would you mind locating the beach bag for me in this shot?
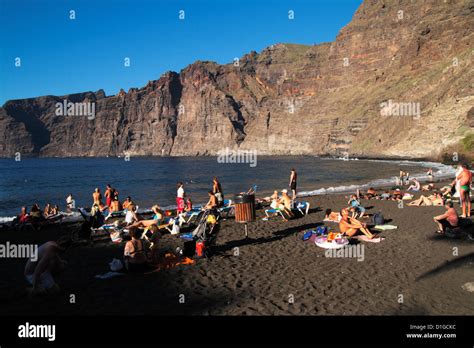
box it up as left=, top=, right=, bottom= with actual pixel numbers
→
left=373, top=212, right=385, bottom=226
left=316, top=225, right=328, bottom=235
left=302, top=230, right=313, bottom=241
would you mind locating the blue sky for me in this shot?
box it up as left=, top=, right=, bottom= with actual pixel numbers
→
left=0, top=0, right=362, bottom=105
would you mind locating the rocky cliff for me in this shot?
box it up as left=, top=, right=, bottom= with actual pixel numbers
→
left=1, top=0, right=473, bottom=159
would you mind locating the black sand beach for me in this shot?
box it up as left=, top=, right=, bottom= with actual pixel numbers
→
left=1, top=183, right=473, bottom=316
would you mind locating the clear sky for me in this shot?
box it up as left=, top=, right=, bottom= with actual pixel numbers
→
left=0, top=0, right=362, bottom=105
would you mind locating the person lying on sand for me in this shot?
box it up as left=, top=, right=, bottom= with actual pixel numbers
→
left=408, top=192, right=444, bottom=206
left=324, top=209, right=342, bottom=222
left=24, top=236, right=72, bottom=296
left=129, top=205, right=163, bottom=228
left=392, top=189, right=403, bottom=200
left=380, top=191, right=391, bottom=200
left=365, top=187, right=377, bottom=199
left=433, top=201, right=459, bottom=234
left=421, top=183, right=435, bottom=191
left=339, top=208, right=374, bottom=239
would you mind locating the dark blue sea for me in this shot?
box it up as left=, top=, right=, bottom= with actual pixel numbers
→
left=0, top=156, right=453, bottom=219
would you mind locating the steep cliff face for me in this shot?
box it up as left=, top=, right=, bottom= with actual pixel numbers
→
left=1, top=0, right=473, bottom=159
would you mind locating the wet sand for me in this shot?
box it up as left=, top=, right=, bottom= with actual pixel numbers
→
left=1, top=184, right=473, bottom=316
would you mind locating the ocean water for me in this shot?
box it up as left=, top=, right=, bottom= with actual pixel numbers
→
left=0, top=156, right=455, bottom=220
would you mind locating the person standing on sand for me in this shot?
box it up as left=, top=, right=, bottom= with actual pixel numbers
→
left=92, top=188, right=102, bottom=206
left=452, top=163, right=472, bottom=217
left=289, top=168, right=297, bottom=202
left=105, top=184, right=113, bottom=208
left=427, top=168, right=433, bottom=181
left=176, top=182, right=185, bottom=214
left=212, top=177, right=224, bottom=207
left=66, top=194, right=74, bottom=210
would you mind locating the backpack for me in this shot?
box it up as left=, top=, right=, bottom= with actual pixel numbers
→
left=316, top=225, right=328, bottom=235
left=373, top=212, right=385, bottom=226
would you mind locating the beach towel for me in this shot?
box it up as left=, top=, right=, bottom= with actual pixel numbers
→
left=147, top=252, right=195, bottom=273
left=95, top=271, right=124, bottom=279
left=179, top=232, right=194, bottom=240
left=373, top=225, right=397, bottom=231
left=315, top=240, right=348, bottom=249
left=314, top=235, right=348, bottom=249
left=353, top=235, right=385, bottom=243
left=323, top=216, right=341, bottom=223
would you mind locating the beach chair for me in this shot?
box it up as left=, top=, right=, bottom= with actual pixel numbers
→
left=218, top=199, right=234, bottom=217
left=295, top=201, right=310, bottom=215
left=264, top=208, right=287, bottom=220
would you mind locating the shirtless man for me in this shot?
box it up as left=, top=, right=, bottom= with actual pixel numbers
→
left=289, top=168, right=297, bottom=201
left=339, top=208, right=374, bottom=239
left=105, top=184, right=113, bottom=208
left=24, top=237, right=72, bottom=295
left=204, top=191, right=217, bottom=210
left=433, top=201, right=459, bottom=233
left=280, top=189, right=294, bottom=220
left=452, top=163, right=472, bottom=217
left=92, top=188, right=102, bottom=206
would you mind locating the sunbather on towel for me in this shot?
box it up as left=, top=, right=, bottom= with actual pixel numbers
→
left=324, top=209, right=341, bottom=222
left=129, top=205, right=163, bottom=228
left=421, top=183, right=435, bottom=191
left=339, top=208, right=374, bottom=239
left=408, top=192, right=443, bottom=206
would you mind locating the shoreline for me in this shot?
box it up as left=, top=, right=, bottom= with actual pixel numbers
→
left=0, top=158, right=458, bottom=221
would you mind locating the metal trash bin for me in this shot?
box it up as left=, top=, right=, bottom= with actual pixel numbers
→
left=234, top=193, right=256, bottom=223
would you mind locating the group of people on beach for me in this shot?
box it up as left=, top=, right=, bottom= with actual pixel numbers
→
left=18, top=160, right=473, bottom=296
